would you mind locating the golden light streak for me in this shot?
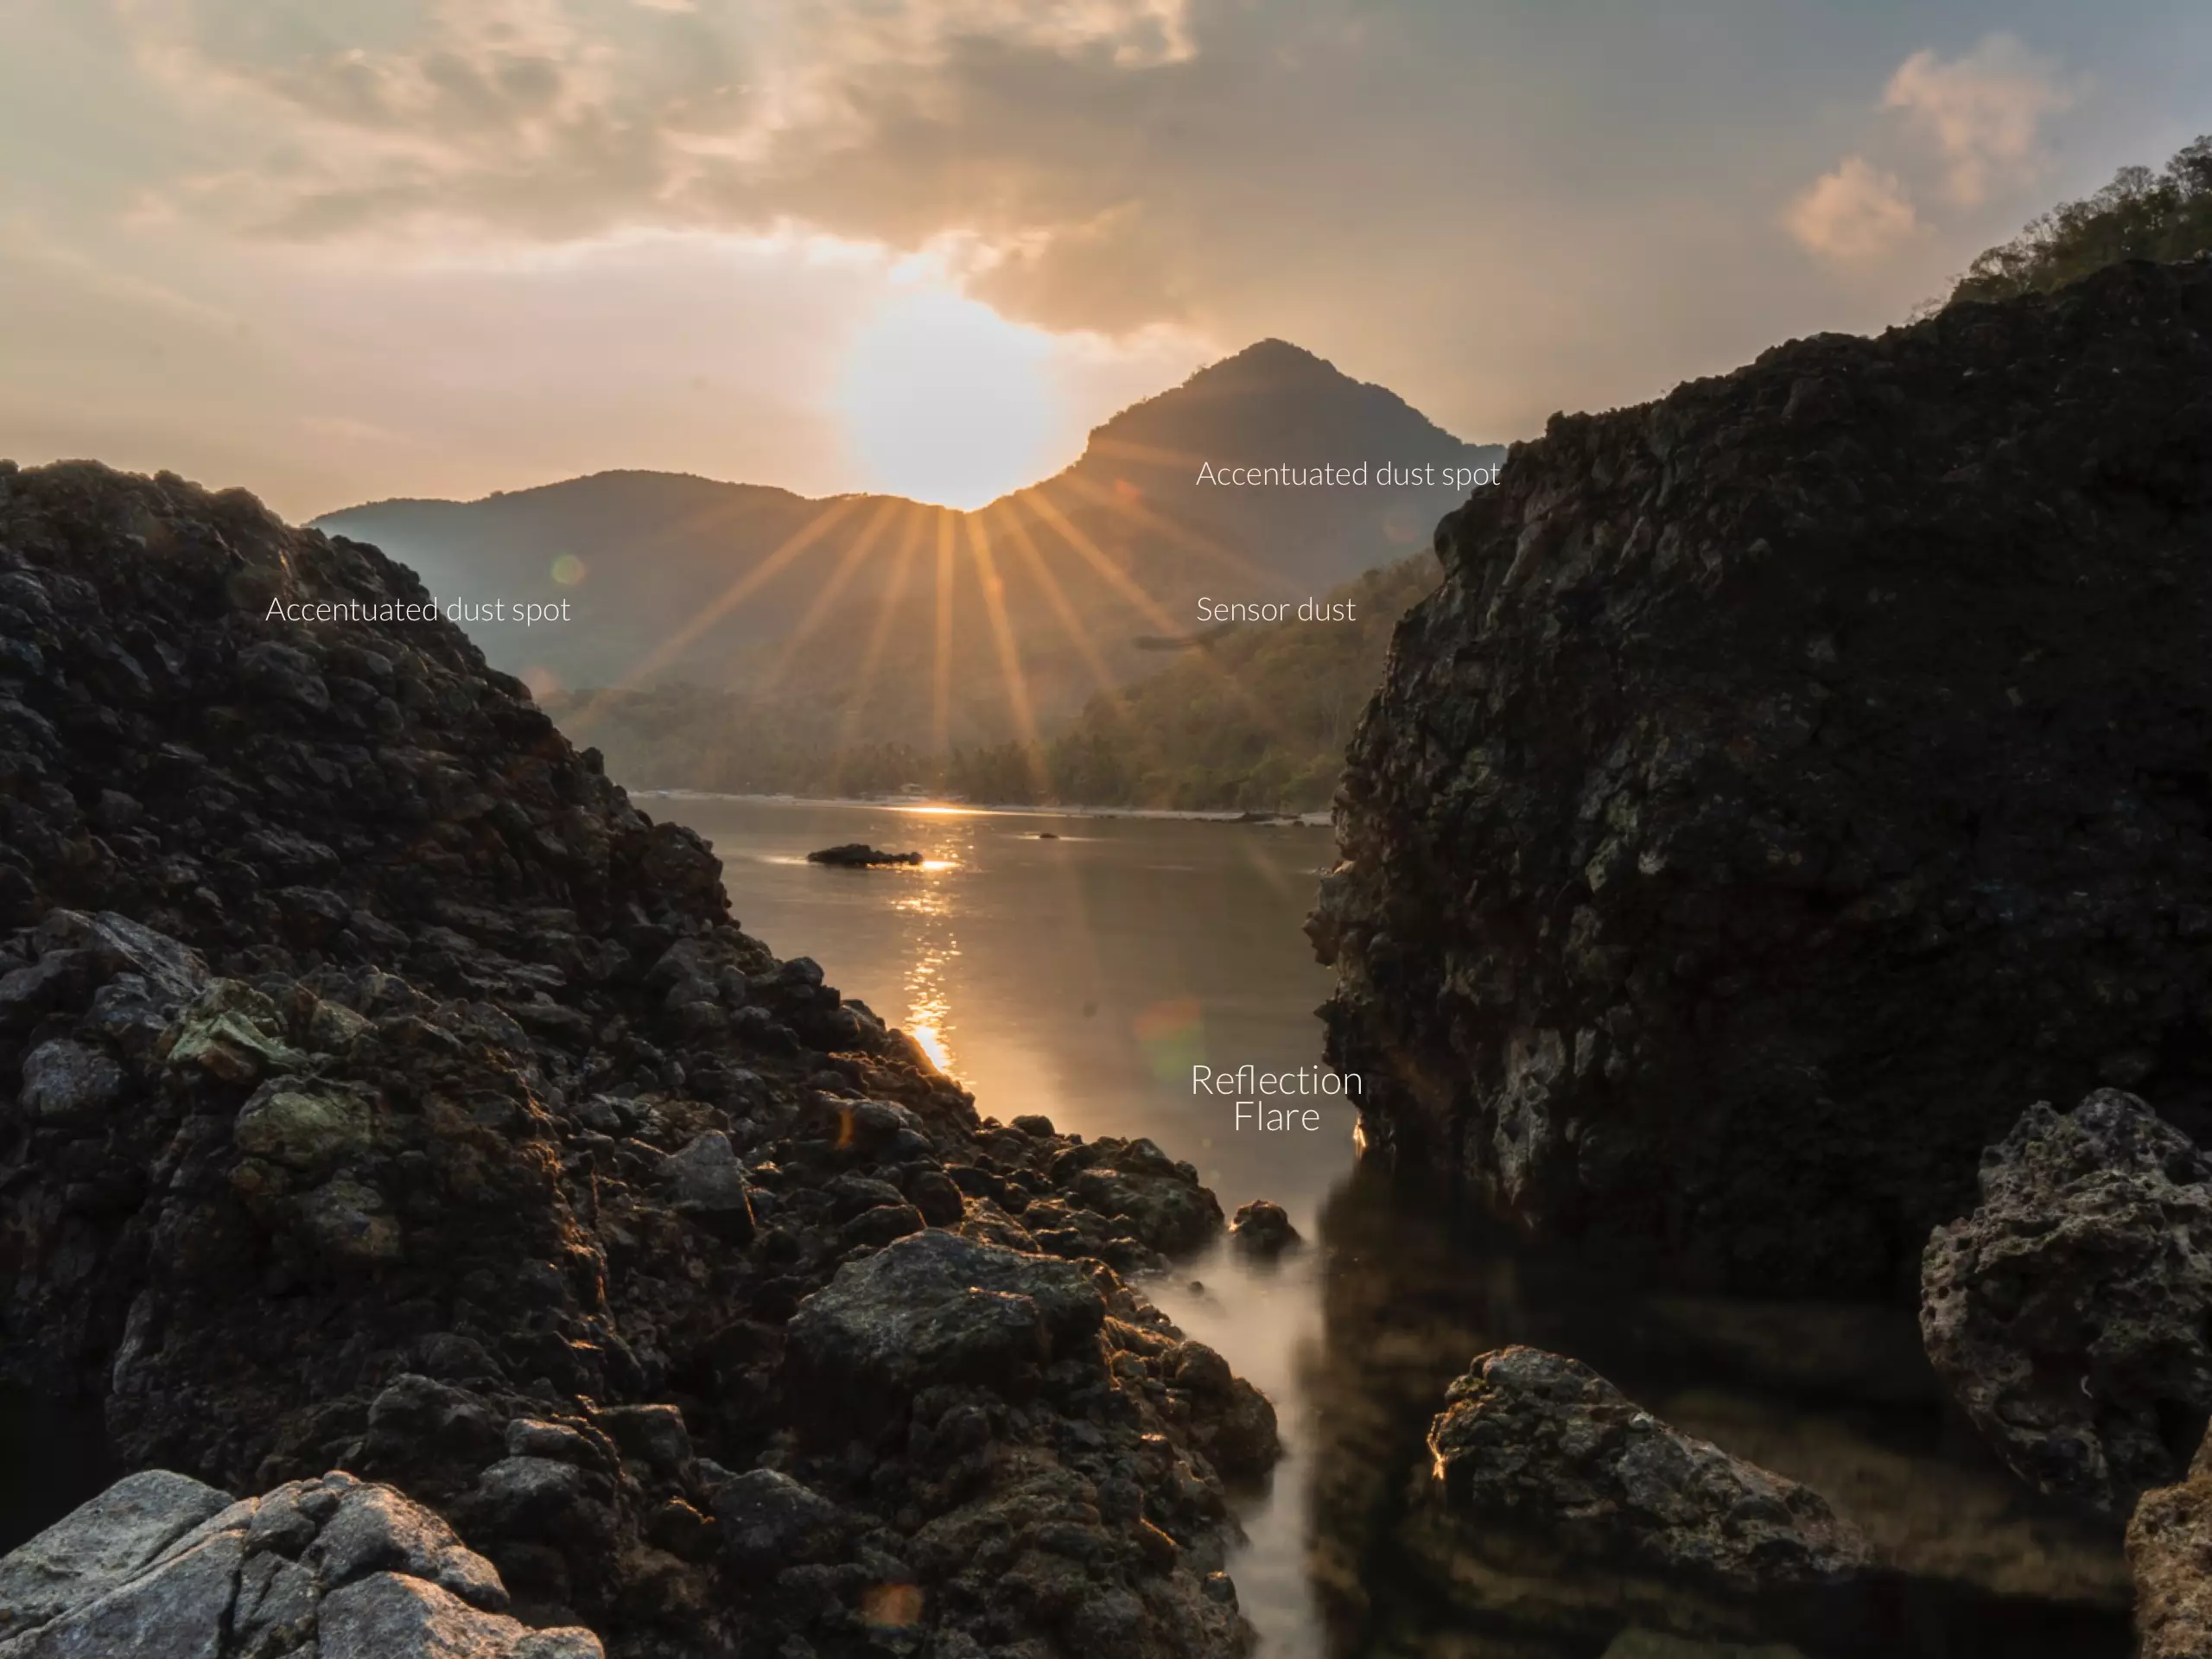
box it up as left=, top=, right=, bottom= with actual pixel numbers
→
left=963, top=513, right=1048, bottom=796
left=760, top=495, right=903, bottom=691
left=931, top=510, right=957, bottom=756
left=1079, top=434, right=1223, bottom=471
left=568, top=495, right=860, bottom=734
left=830, top=507, right=925, bottom=764
left=1025, top=493, right=1294, bottom=742
left=1022, top=491, right=1195, bottom=643
left=1052, top=470, right=1280, bottom=588
left=988, top=500, right=1130, bottom=717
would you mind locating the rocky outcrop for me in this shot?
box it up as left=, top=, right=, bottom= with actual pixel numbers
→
left=0, top=461, right=1270, bottom=1658
left=1312, top=257, right=2212, bottom=1297
left=1921, top=1090, right=2212, bottom=1517
left=0, top=1467, right=601, bottom=1657
left=2129, top=1433, right=2212, bottom=1659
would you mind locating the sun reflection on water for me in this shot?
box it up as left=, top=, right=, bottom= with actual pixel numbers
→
left=894, top=822, right=964, bottom=1072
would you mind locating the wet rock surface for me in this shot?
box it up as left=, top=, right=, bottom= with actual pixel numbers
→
left=1922, top=1090, right=2212, bottom=1518
left=0, top=1466, right=603, bottom=1657
left=0, top=461, right=1271, bottom=1657
left=1313, top=257, right=2212, bottom=1298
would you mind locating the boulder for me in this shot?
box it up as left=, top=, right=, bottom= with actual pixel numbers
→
left=1313, top=257, right=2212, bottom=1297
left=1049, top=1136, right=1224, bottom=1255
left=0, top=1469, right=602, bottom=1658
left=659, top=1132, right=757, bottom=1243
left=710, top=1469, right=846, bottom=1580
left=15, top=1038, right=124, bottom=1124
left=1228, top=1198, right=1300, bottom=1257
left=1423, top=1347, right=1870, bottom=1611
left=1922, top=1089, right=2212, bottom=1516
left=785, top=1230, right=1106, bottom=1418
left=0, top=1470, right=232, bottom=1641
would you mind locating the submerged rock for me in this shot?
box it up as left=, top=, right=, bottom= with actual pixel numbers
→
left=804, top=843, right=922, bottom=868
left=1922, top=1090, right=2212, bottom=1516
left=0, top=1468, right=601, bottom=1658
left=1313, top=257, right=2212, bottom=1298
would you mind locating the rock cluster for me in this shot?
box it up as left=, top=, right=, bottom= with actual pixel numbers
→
left=0, top=461, right=1271, bottom=1658
left=1312, top=257, right=2212, bottom=1297
left=1922, top=1090, right=2212, bottom=1517
left=0, top=1466, right=601, bottom=1657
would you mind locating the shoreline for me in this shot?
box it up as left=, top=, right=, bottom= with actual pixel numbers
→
left=630, top=787, right=1335, bottom=827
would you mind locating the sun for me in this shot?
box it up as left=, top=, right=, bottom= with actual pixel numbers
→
left=836, top=289, right=1066, bottom=510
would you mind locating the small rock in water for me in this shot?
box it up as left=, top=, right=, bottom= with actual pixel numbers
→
left=1229, top=1199, right=1300, bottom=1257
left=805, top=843, right=922, bottom=868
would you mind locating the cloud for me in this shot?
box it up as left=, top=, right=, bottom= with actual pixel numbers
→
left=1883, top=32, right=2075, bottom=206
left=1784, top=157, right=1921, bottom=261
left=110, top=0, right=1198, bottom=250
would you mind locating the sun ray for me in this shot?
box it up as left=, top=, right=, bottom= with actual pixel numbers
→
left=1077, top=434, right=1226, bottom=471
left=567, top=495, right=861, bottom=735
left=832, top=505, right=927, bottom=766
left=932, top=510, right=957, bottom=757
left=759, top=494, right=903, bottom=693
left=988, top=500, right=1129, bottom=718
left=1049, top=471, right=1281, bottom=588
left=963, top=513, right=1048, bottom=796
left=1024, top=493, right=1297, bottom=743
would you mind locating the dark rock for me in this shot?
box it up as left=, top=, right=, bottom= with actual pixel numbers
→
left=710, top=1468, right=845, bottom=1580
left=1416, top=1347, right=1869, bottom=1645
left=1922, top=1089, right=2212, bottom=1516
left=1228, top=1198, right=1300, bottom=1256
left=658, top=1131, right=756, bottom=1243
left=1050, top=1136, right=1224, bottom=1255
left=804, top=843, right=922, bottom=868
left=1314, top=257, right=2212, bottom=1298
left=16, top=1037, right=124, bottom=1123
left=786, top=1230, right=1105, bottom=1418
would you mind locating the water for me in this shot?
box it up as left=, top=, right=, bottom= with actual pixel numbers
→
left=653, top=794, right=2134, bottom=1659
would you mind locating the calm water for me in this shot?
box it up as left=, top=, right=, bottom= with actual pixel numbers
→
left=654, top=794, right=2133, bottom=1659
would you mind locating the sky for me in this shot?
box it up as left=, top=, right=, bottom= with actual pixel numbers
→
left=3, top=0, right=2209, bottom=518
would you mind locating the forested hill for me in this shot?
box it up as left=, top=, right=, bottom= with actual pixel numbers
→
left=549, top=552, right=1440, bottom=812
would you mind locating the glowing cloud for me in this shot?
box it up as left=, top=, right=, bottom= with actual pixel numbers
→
left=1785, top=157, right=1922, bottom=261
left=1884, top=33, right=2075, bottom=207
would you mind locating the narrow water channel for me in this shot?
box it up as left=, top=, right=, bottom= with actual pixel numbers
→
left=655, top=794, right=2133, bottom=1658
